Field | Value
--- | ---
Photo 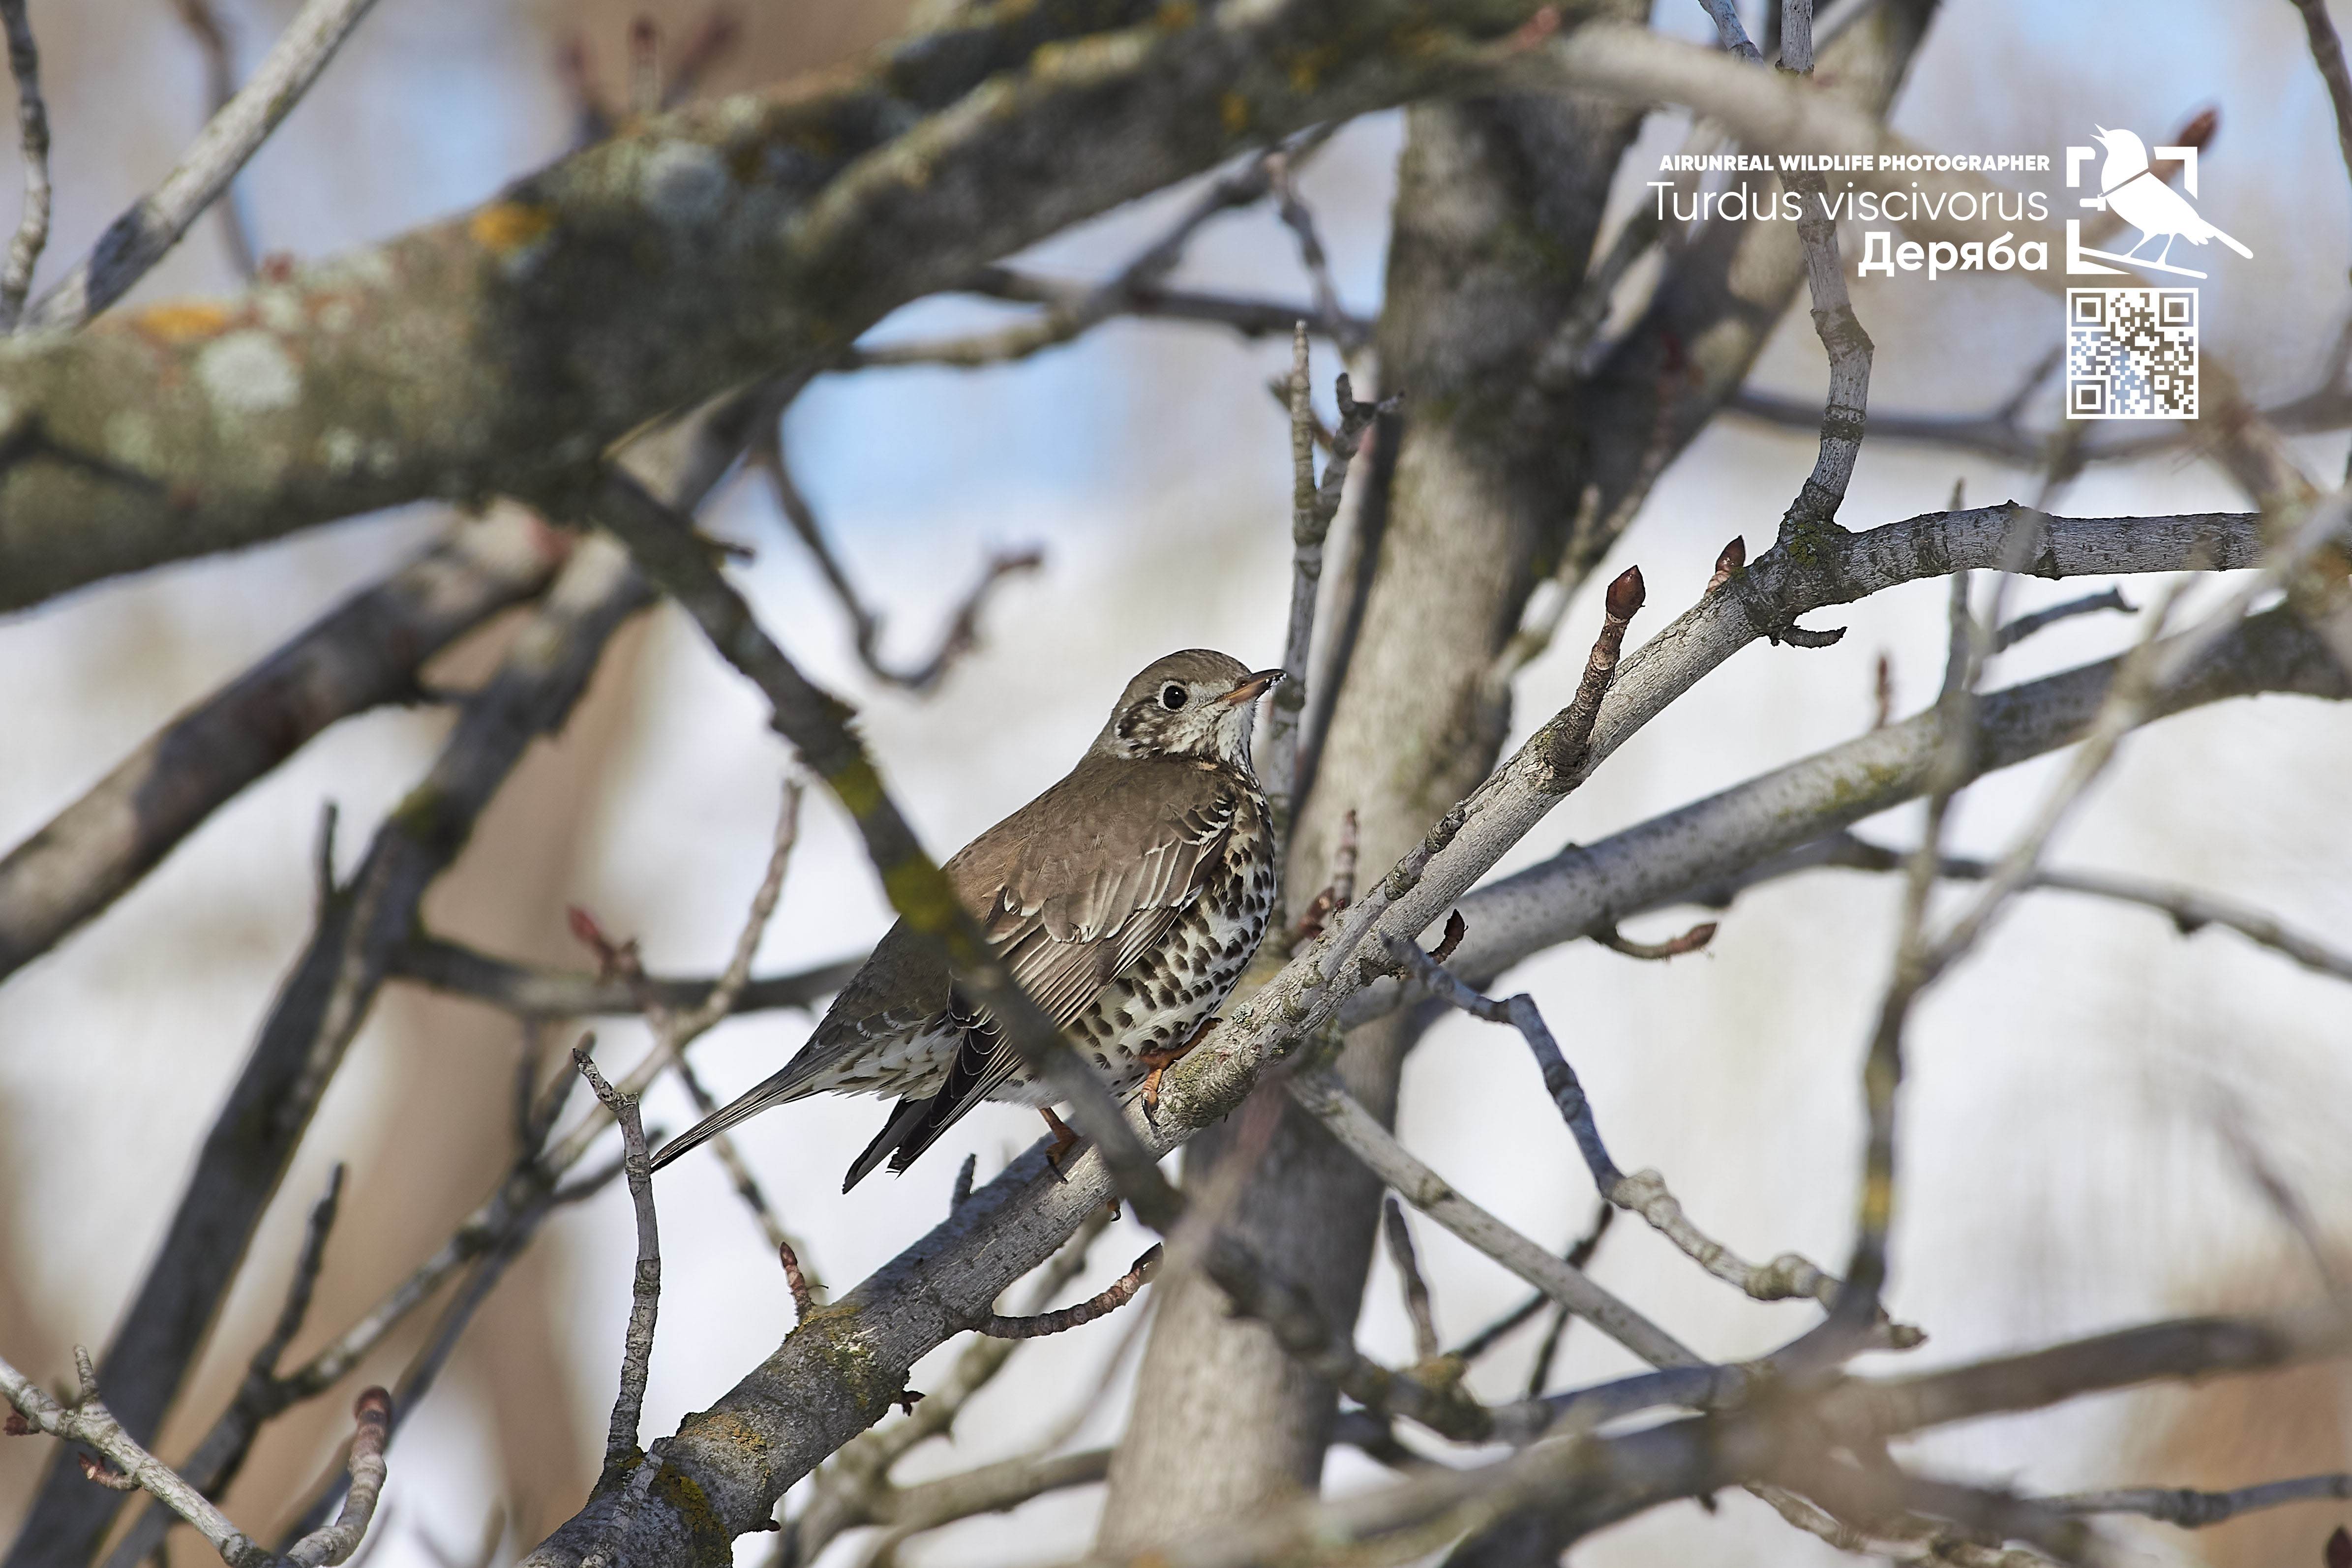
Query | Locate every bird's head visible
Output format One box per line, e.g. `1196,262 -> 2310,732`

1093,649 -> 1285,769
2093,126 -> 2149,166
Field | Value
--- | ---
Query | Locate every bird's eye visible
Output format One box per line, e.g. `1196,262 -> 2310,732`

1159,683 -> 1188,711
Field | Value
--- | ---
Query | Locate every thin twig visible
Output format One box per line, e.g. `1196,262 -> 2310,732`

280,1389 -> 392,1568
388,935 -> 856,1021
2050,1472 -> 2352,1527
1992,586 -> 2136,651
971,1246 -> 1161,1340
841,127 -> 1348,372
0,0 -> 52,331
1282,808 -> 1359,952
1591,920 -> 1716,961
572,1047 -> 661,1478
0,1347 -> 394,1568
1385,941 -> 1906,1337
252,1165 -> 347,1384
1447,1204 -> 1613,1364
569,784 -> 822,1282
1260,330 -> 1397,846
167,0 -> 261,278
2293,0 -> 2352,214
1381,1199 -> 1442,1363
1286,1067 -> 1698,1378
1267,153 -> 1358,355
1771,0 -> 1875,555
754,432 -> 1039,694
1791,832 -> 2352,987
30,0 -> 384,326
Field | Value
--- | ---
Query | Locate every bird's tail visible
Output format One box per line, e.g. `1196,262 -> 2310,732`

2214,227 -> 2253,259
649,1071 -> 800,1172
842,1096 -> 938,1192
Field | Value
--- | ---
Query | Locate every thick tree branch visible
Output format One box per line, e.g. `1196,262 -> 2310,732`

0,0 -> 1573,613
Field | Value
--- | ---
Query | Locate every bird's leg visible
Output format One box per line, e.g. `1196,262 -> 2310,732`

1138,1016 -> 1221,1120
1040,1107 -> 1081,1176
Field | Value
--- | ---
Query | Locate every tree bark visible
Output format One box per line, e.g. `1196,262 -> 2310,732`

1100,2 -> 1940,1548
1098,65 -> 1647,1548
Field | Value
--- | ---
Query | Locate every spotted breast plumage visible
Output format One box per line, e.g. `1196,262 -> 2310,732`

649,650 -> 1284,1192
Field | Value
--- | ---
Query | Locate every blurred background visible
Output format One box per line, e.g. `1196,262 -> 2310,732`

0,1 -> 2348,1565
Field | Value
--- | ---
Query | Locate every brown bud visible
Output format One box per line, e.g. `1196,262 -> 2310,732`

2172,106 -> 2218,153
1605,565 -> 1645,622
353,1387 -> 394,1428
1706,537 -> 1746,596
1430,909 -> 1468,965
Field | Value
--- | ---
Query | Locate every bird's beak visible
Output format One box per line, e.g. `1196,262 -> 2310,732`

1220,668 -> 1287,706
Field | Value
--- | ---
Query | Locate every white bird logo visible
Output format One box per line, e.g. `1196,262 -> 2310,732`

2087,126 -> 2253,270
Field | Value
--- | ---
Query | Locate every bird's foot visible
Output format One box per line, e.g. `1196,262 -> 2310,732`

1138,1017 -> 1220,1120
1041,1107 -> 1081,1178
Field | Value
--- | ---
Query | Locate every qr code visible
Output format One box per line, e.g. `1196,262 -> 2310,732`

2065,288 -> 2197,420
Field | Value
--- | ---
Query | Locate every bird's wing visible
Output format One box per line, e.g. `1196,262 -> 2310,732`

846,761 -> 1251,1175
695,757 -> 1239,1101
867,760 -> 1249,1175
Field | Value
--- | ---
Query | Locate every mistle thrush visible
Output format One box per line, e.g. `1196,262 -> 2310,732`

650,650 -> 1285,1191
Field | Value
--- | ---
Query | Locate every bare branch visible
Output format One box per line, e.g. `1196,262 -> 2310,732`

1267,153 -> 1357,355
1993,586 -> 2135,651
0,0 -> 50,331
1447,1205 -> 1613,1365
1286,1067 -> 1696,1381
972,1246 -> 1161,1340
1,1346 -> 395,1568
252,1165 -> 346,1387
388,935 -> 857,1021
755,433 -> 1039,694
1281,808 -> 1358,953
30,0 -> 383,327
1782,832 -> 2352,987
1261,337 -> 1396,844
1591,920 -> 1716,961
279,1389 -> 392,1568
0,508 -> 569,985
514,503 -> 2326,1567
2293,0 -> 2352,209
1694,0 -> 1763,62
778,1242 -> 815,1325
571,1047 -> 662,1480
1381,1200 -> 1441,1364
166,0 -> 261,278
1378,944 -> 1894,1335
2050,1473 -> 2352,1528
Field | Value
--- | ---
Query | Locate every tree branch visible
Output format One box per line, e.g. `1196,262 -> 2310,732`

572,1049 -> 662,1487
0,507 -> 570,984
0,0 -> 51,331
0,0 -> 1567,613
29,0 -> 382,327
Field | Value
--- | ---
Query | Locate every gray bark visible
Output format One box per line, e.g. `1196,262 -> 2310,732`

1100,63 -> 1647,1549
1101,2 -> 1937,1551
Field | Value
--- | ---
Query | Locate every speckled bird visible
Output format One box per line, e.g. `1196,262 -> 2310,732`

650,650 -> 1284,1192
